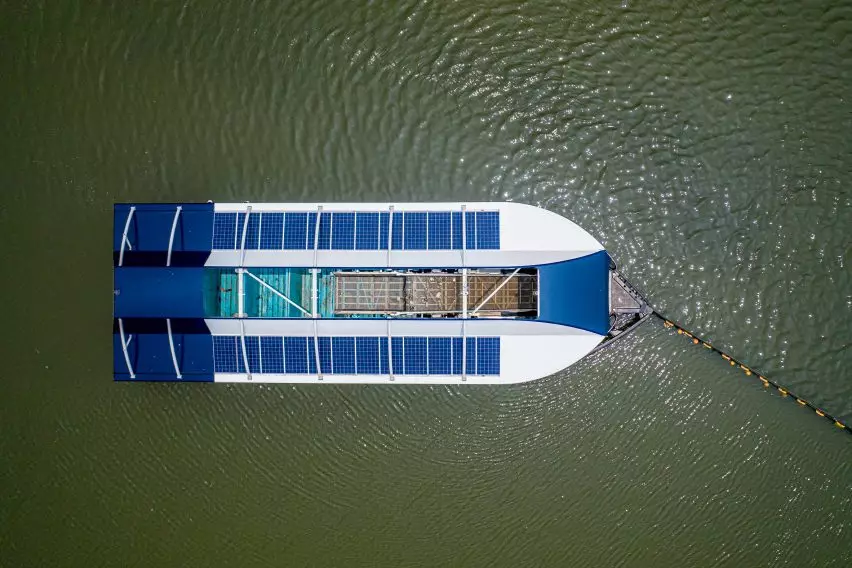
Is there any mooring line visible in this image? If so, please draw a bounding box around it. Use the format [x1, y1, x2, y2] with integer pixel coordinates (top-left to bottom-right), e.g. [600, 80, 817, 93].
[651, 311, 851, 436]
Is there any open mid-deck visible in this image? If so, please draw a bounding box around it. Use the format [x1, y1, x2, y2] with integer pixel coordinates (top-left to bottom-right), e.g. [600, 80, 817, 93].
[113, 202, 650, 383]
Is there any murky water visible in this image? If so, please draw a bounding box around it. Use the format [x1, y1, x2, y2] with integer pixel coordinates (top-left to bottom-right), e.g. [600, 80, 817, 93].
[2, 1, 851, 565]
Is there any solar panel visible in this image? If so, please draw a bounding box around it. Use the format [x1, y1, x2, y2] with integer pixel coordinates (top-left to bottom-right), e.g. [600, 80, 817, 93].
[307, 212, 319, 249]
[259, 213, 284, 250]
[427, 212, 451, 250]
[403, 212, 427, 250]
[427, 337, 452, 374]
[451, 212, 463, 250]
[213, 336, 239, 372]
[330, 213, 355, 250]
[355, 212, 380, 250]
[465, 337, 477, 375]
[284, 336, 311, 373]
[465, 212, 477, 250]
[213, 209, 499, 251]
[317, 336, 332, 374]
[379, 212, 391, 250]
[403, 337, 428, 374]
[243, 336, 261, 373]
[476, 212, 500, 249]
[243, 214, 261, 249]
[356, 337, 381, 373]
[212, 335, 499, 376]
[391, 336, 404, 372]
[316, 212, 332, 250]
[260, 336, 285, 373]
[391, 212, 404, 250]
[451, 337, 463, 374]
[331, 337, 356, 373]
[283, 213, 309, 250]
[212, 213, 237, 249]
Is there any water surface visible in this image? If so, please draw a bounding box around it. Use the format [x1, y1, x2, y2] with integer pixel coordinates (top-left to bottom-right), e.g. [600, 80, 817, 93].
[1, 1, 851, 566]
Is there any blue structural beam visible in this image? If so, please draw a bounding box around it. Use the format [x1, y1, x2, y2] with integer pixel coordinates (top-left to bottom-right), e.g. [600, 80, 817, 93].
[537, 251, 611, 336]
[114, 267, 207, 318]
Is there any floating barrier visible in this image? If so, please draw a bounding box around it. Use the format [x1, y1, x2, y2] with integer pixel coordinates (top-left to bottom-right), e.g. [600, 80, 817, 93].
[655, 312, 850, 436]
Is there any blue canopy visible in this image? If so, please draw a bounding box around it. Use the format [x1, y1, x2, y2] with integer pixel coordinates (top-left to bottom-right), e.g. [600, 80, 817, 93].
[537, 251, 611, 335]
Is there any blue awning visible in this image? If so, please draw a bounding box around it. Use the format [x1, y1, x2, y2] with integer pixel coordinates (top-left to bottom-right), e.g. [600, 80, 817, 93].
[537, 251, 611, 335]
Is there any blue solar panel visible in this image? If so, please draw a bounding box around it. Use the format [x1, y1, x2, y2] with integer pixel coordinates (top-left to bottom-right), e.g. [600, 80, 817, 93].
[317, 336, 332, 374]
[260, 337, 285, 373]
[391, 337, 404, 373]
[465, 337, 477, 374]
[391, 212, 404, 250]
[331, 213, 355, 250]
[427, 337, 452, 374]
[476, 212, 500, 249]
[355, 212, 380, 250]
[378, 212, 391, 250]
[243, 336, 261, 373]
[465, 212, 477, 250]
[212, 213, 238, 249]
[403, 337, 428, 374]
[476, 337, 500, 374]
[307, 212, 319, 249]
[284, 337, 311, 373]
[283, 213, 308, 250]
[239, 213, 260, 249]
[213, 336, 239, 372]
[427, 212, 452, 250]
[214, 335, 498, 376]
[317, 212, 332, 250]
[451, 337, 463, 374]
[259, 213, 284, 250]
[450, 212, 463, 250]
[214, 209, 497, 251]
[331, 337, 356, 373]
[355, 337, 381, 373]
[403, 212, 427, 250]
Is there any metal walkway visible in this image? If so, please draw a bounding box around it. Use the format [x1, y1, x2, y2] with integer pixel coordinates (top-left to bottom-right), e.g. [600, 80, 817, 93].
[334, 271, 537, 316]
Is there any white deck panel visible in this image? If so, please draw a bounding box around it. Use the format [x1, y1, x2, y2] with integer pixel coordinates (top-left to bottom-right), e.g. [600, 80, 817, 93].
[208, 202, 604, 267]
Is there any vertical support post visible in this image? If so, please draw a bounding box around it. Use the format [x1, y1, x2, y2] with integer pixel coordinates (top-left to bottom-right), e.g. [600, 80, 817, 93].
[166, 206, 182, 267]
[313, 320, 323, 381]
[239, 205, 252, 267]
[240, 320, 251, 381]
[310, 269, 319, 318]
[166, 318, 182, 379]
[118, 318, 135, 379]
[313, 206, 323, 265]
[236, 268, 246, 318]
[118, 206, 136, 267]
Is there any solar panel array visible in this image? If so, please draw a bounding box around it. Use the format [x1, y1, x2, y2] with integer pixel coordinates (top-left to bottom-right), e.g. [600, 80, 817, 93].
[212, 335, 500, 375]
[211, 211, 500, 251]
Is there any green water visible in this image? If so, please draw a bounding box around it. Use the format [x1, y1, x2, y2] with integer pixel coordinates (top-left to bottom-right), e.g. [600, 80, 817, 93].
[1, 1, 851, 566]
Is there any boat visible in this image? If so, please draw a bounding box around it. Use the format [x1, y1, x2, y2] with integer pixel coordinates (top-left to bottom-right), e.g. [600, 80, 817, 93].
[113, 202, 652, 384]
